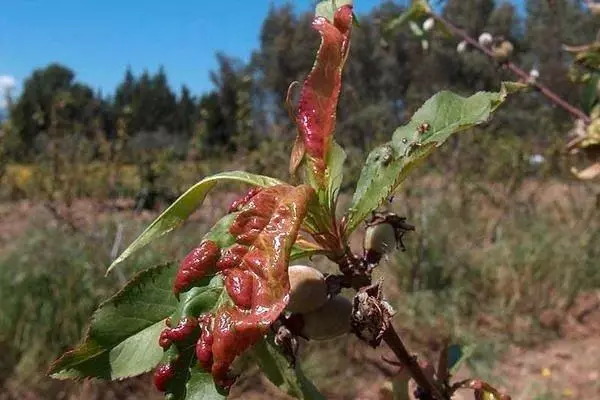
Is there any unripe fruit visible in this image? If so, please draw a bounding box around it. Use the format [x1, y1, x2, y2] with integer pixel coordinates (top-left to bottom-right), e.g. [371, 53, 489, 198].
[286, 265, 328, 314]
[301, 295, 352, 340]
[364, 222, 397, 256]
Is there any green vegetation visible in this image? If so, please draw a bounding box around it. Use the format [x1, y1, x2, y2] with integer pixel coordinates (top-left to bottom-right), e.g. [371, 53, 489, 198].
[1, 0, 599, 399]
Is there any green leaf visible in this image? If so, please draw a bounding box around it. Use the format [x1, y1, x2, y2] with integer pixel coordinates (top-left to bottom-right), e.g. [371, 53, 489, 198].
[185, 366, 228, 400]
[290, 241, 329, 261]
[325, 141, 346, 211]
[305, 140, 346, 227]
[163, 275, 229, 400]
[385, 0, 431, 33]
[253, 337, 326, 400]
[582, 73, 599, 114]
[49, 263, 178, 379]
[448, 344, 476, 374]
[107, 171, 283, 273]
[344, 86, 513, 235]
[391, 373, 411, 400]
[315, 0, 353, 23]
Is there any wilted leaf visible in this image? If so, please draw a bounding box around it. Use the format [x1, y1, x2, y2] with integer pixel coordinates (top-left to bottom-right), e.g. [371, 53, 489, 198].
[108, 171, 283, 273]
[49, 263, 179, 380]
[344, 85, 515, 235]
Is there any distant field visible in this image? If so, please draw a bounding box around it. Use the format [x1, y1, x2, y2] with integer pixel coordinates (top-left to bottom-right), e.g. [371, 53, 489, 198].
[0, 172, 598, 399]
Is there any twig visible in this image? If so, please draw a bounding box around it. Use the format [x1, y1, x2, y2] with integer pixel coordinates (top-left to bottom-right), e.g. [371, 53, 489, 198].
[382, 325, 448, 400]
[431, 13, 591, 124]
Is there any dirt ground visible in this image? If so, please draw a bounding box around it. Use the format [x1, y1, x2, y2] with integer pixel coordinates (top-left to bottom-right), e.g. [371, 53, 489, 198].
[0, 193, 599, 400]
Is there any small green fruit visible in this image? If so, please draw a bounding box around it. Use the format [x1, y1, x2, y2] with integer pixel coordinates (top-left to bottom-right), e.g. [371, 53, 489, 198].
[364, 222, 397, 256]
[301, 295, 352, 340]
[286, 265, 328, 314]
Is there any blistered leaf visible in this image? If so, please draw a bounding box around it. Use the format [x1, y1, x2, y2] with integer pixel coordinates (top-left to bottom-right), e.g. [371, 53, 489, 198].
[315, 0, 353, 23]
[293, 5, 353, 187]
[107, 171, 283, 273]
[49, 263, 179, 380]
[253, 337, 326, 400]
[344, 85, 516, 235]
[156, 185, 313, 392]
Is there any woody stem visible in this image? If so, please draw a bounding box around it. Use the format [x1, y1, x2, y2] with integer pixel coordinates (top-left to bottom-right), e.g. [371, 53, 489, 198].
[431, 13, 591, 124]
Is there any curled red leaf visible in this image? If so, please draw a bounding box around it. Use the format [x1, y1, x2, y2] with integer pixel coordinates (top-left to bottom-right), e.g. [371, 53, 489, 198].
[153, 363, 176, 392]
[159, 317, 199, 349]
[159, 184, 313, 391]
[207, 184, 312, 387]
[228, 187, 262, 213]
[173, 240, 220, 297]
[195, 315, 214, 371]
[292, 4, 353, 179]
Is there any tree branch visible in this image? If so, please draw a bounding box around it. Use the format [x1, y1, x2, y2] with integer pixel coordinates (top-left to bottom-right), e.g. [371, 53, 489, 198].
[382, 325, 448, 400]
[431, 13, 591, 124]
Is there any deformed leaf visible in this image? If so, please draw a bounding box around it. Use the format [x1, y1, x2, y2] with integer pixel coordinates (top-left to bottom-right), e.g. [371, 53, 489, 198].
[253, 337, 326, 400]
[315, 0, 353, 23]
[49, 263, 179, 380]
[344, 85, 515, 235]
[108, 171, 283, 273]
[156, 276, 229, 399]
[294, 4, 353, 186]
[156, 184, 314, 392]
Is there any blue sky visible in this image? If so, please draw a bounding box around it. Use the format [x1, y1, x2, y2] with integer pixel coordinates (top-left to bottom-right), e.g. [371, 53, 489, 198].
[0, 1, 523, 100]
